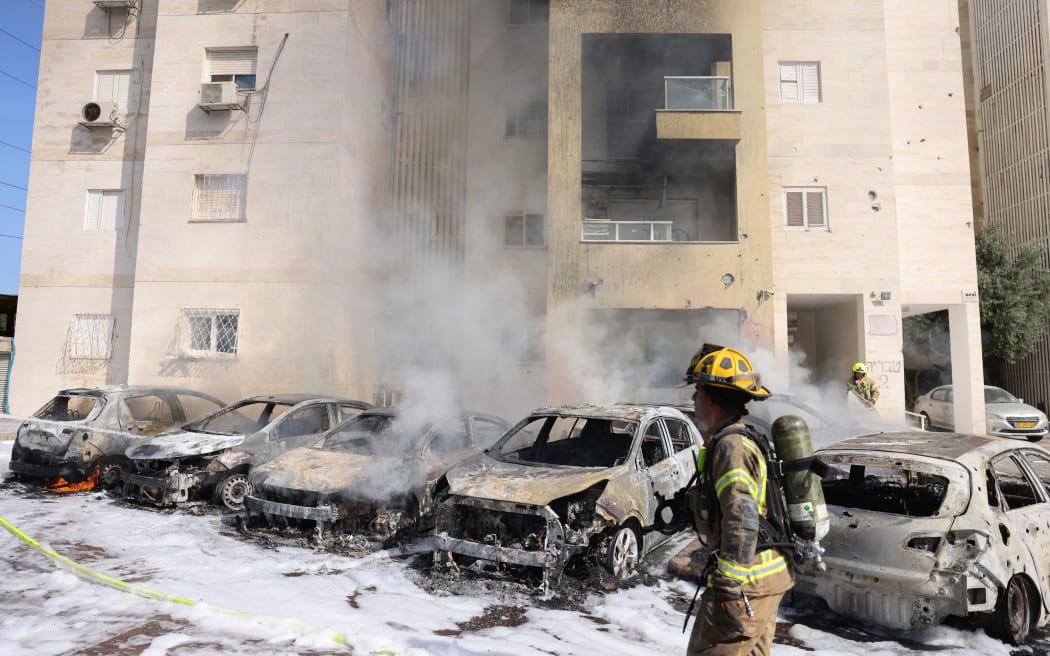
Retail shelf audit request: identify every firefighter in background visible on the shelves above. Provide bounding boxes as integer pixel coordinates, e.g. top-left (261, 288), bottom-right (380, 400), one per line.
top-left (847, 362), bottom-right (880, 409)
top-left (686, 344), bottom-right (793, 656)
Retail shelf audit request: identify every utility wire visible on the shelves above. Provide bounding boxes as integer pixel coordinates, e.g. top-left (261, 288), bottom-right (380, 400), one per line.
top-left (0, 180), bottom-right (27, 191)
top-left (0, 140), bottom-right (30, 154)
top-left (0, 203), bottom-right (25, 213)
top-left (0, 233), bottom-right (23, 240)
top-left (0, 27), bottom-right (40, 53)
top-left (0, 69), bottom-right (36, 90)
top-left (22, 0), bottom-right (44, 9)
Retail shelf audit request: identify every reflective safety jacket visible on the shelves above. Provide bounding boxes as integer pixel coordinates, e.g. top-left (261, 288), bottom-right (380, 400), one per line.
top-left (692, 419), bottom-right (794, 598)
top-left (848, 375), bottom-right (879, 406)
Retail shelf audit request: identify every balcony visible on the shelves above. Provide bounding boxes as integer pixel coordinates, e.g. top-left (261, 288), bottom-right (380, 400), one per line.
top-left (582, 219), bottom-right (673, 242)
top-left (656, 76), bottom-right (741, 142)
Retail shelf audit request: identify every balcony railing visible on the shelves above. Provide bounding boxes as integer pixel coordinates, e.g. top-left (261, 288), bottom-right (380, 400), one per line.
top-left (582, 220), bottom-right (673, 242)
top-left (664, 76), bottom-right (732, 110)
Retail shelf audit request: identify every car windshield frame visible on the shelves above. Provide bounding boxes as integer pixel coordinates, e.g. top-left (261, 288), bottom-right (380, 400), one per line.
top-left (489, 414), bottom-right (639, 468)
top-left (320, 413), bottom-right (421, 456)
top-left (183, 399), bottom-right (292, 435)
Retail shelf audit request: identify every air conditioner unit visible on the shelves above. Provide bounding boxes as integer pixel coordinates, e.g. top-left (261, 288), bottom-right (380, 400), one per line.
top-left (79, 101), bottom-right (118, 128)
top-left (198, 81), bottom-right (242, 112)
top-left (92, 0), bottom-right (138, 9)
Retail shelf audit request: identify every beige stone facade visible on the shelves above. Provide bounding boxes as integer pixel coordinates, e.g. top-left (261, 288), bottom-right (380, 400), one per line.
top-left (13, 0), bottom-right (985, 431)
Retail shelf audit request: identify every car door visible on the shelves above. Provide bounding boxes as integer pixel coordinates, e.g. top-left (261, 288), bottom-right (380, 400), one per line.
top-left (421, 417), bottom-right (475, 506)
top-left (987, 452), bottom-right (1050, 588)
top-left (638, 418), bottom-right (684, 522)
top-left (927, 388), bottom-right (950, 429)
top-left (1015, 450), bottom-right (1050, 599)
top-left (271, 402), bottom-right (330, 453)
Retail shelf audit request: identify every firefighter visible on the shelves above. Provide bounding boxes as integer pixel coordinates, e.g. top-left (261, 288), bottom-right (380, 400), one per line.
top-left (847, 362), bottom-right (879, 408)
top-left (685, 344), bottom-right (793, 656)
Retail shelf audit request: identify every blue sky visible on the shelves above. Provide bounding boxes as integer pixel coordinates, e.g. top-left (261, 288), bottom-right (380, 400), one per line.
top-left (0, 1), bottom-right (44, 295)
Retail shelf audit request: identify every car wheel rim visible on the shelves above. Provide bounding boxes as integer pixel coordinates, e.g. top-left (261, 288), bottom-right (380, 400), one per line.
top-left (100, 463), bottom-right (121, 488)
top-left (1008, 579), bottom-right (1030, 642)
top-left (610, 528), bottom-right (639, 579)
top-left (221, 475), bottom-right (251, 509)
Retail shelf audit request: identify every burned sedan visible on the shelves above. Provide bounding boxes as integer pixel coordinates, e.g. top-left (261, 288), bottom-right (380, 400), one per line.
top-left (243, 408), bottom-right (510, 537)
top-left (122, 394), bottom-right (371, 510)
top-left (794, 431), bottom-right (1050, 645)
top-left (433, 404), bottom-right (702, 587)
top-left (8, 386), bottom-right (225, 492)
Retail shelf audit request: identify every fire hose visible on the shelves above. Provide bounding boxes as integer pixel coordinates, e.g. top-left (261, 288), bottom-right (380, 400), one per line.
top-left (0, 513), bottom-right (396, 655)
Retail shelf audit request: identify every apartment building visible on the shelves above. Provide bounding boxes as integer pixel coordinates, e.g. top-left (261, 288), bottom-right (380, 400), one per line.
top-left (960, 0), bottom-right (1050, 413)
top-left (12, 0), bottom-right (986, 432)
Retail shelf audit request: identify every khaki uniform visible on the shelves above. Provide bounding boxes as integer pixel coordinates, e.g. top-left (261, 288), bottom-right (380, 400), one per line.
top-left (848, 375), bottom-right (879, 407)
top-left (688, 419), bottom-right (793, 656)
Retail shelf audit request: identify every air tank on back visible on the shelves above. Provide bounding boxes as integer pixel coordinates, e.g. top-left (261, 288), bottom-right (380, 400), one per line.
top-left (772, 414), bottom-right (829, 569)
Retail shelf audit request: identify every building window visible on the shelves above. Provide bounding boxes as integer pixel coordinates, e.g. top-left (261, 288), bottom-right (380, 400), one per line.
top-left (784, 187), bottom-right (828, 230)
top-left (69, 314), bottom-right (115, 360)
top-left (95, 70), bottom-right (132, 109)
top-left (192, 174), bottom-right (247, 221)
top-left (502, 327), bottom-right (544, 364)
top-left (508, 0), bottom-right (548, 25)
top-left (505, 101), bottom-right (547, 137)
top-left (182, 309), bottom-right (239, 358)
top-left (505, 212), bottom-right (545, 247)
top-left (84, 189), bottom-right (125, 231)
top-left (779, 62), bottom-right (821, 103)
top-left (206, 47), bottom-right (258, 90)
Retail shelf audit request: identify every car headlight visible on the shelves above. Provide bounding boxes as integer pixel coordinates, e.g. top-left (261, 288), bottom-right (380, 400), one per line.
top-left (986, 412), bottom-right (1004, 421)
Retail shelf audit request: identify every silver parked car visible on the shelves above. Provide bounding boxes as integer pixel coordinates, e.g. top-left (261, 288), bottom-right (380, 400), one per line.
top-left (914, 384), bottom-right (1049, 441)
top-left (433, 404), bottom-right (702, 588)
top-left (8, 386), bottom-right (225, 491)
top-left (795, 431), bottom-right (1050, 644)
top-left (122, 394), bottom-right (371, 510)
top-left (244, 407), bottom-right (510, 538)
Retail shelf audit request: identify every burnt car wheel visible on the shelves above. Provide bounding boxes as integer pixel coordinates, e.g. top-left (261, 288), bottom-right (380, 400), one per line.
top-left (215, 474), bottom-right (252, 511)
top-left (604, 525), bottom-right (640, 580)
top-left (993, 575), bottom-right (1034, 645)
top-left (97, 459), bottom-right (124, 490)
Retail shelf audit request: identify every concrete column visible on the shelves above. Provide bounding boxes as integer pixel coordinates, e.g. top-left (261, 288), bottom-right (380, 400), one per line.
top-left (949, 303), bottom-right (986, 434)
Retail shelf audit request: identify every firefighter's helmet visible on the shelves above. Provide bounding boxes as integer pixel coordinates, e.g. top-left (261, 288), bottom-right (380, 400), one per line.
top-left (684, 344), bottom-right (770, 400)
top-left (852, 362), bottom-right (867, 374)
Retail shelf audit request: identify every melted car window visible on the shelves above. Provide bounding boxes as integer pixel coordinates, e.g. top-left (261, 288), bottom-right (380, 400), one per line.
top-left (821, 462), bottom-right (952, 517)
top-left (493, 416), bottom-right (635, 467)
top-left (275, 405), bottom-right (328, 439)
top-left (187, 401), bottom-right (294, 434)
top-left (1020, 451), bottom-right (1050, 498)
top-left (124, 395), bottom-right (175, 423)
top-left (175, 393), bottom-right (223, 422)
top-left (641, 421), bottom-right (668, 467)
top-left (473, 417), bottom-right (507, 447)
top-left (34, 395), bottom-right (100, 422)
top-left (323, 414), bottom-right (403, 454)
top-left (991, 455), bottom-right (1041, 510)
top-left (665, 419), bottom-right (693, 453)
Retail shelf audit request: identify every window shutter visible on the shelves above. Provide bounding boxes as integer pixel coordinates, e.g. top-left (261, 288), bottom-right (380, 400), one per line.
top-left (207, 48), bottom-right (258, 76)
top-left (115, 71), bottom-right (131, 108)
top-left (785, 191), bottom-right (804, 227)
top-left (779, 64), bottom-right (798, 102)
top-left (800, 64), bottom-right (821, 103)
top-left (96, 73), bottom-right (115, 104)
top-left (805, 191), bottom-right (825, 227)
top-left (85, 190), bottom-right (103, 230)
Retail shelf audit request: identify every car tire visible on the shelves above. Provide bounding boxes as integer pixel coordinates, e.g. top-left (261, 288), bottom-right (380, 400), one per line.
top-left (1027, 434), bottom-right (1044, 443)
top-left (604, 524), bottom-right (641, 580)
top-left (992, 575), bottom-right (1035, 645)
top-left (920, 412), bottom-right (933, 431)
top-left (215, 473), bottom-right (252, 511)
top-left (97, 458), bottom-right (125, 490)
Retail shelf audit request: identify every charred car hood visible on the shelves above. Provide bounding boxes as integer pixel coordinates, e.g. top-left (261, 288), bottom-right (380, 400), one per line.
top-left (126, 430), bottom-right (246, 460)
top-left (445, 455), bottom-right (613, 505)
top-left (250, 447), bottom-right (403, 496)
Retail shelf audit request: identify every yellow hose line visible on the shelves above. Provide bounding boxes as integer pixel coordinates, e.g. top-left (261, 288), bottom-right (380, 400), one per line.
top-left (0, 513), bottom-right (396, 655)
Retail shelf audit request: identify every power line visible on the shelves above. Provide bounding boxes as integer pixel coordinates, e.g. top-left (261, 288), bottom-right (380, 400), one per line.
top-left (22, 0), bottom-right (44, 9)
top-left (0, 233), bottom-right (23, 240)
top-left (0, 180), bottom-right (27, 191)
top-left (0, 27), bottom-right (39, 53)
top-left (0, 203), bottom-right (25, 213)
top-left (0, 140), bottom-right (30, 155)
top-left (0, 69), bottom-right (36, 90)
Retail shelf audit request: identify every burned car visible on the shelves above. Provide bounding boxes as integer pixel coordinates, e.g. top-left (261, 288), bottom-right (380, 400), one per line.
top-left (8, 386), bottom-right (225, 491)
top-left (122, 394), bottom-right (371, 510)
top-left (433, 404), bottom-right (702, 587)
top-left (243, 407), bottom-right (510, 538)
top-left (795, 431), bottom-right (1050, 644)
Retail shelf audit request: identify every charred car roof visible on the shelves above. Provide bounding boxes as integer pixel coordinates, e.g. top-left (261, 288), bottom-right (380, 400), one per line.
top-left (819, 431), bottom-right (1006, 462)
top-left (525, 403), bottom-right (684, 421)
top-left (241, 393), bottom-right (368, 405)
top-left (56, 385), bottom-right (200, 397)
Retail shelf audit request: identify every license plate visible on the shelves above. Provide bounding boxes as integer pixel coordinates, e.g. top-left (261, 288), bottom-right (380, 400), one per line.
top-left (1016, 421), bottom-right (1037, 429)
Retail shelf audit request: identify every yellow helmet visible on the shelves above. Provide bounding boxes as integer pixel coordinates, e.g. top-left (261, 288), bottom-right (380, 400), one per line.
top-left (684, 343), bottom-right (771, 400)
